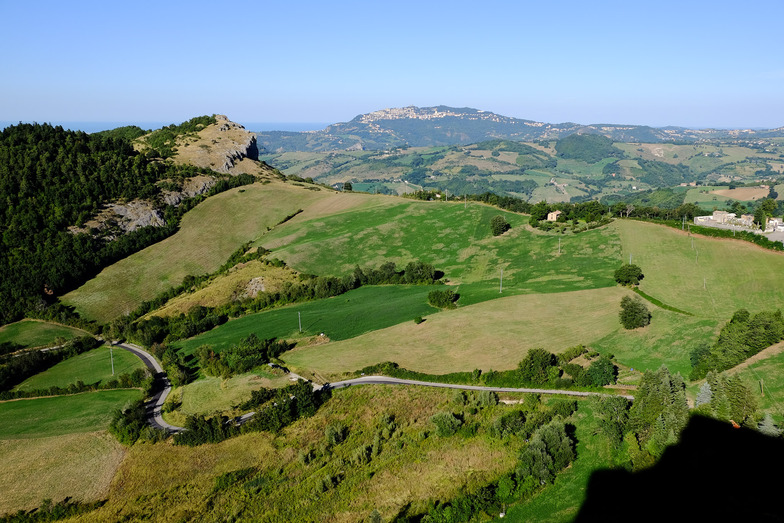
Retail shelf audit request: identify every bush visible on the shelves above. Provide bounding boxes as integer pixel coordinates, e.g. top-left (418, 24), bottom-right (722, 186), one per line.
top-left (430, 412), bottom-right (462, 437)
top-left (491, 215), bottom-right (511, 236)
top-left (619, 296), bottom-right (651, 329)
top-left (518, 348), bottom-right (558, 384)
top-left (427, 289), bottom-right (459, 309)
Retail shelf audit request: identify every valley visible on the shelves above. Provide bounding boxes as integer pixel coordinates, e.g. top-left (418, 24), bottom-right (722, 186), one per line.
top-left (2, 111), bottom-right (784, 522)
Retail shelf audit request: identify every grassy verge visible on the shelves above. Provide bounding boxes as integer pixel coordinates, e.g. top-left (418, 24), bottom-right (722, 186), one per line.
top-left (14, 346), bottom-right (145, 392)
top-left (0, 390), bottom-right (142, 438)
top-left (0, 319), bottom-right (89, 349)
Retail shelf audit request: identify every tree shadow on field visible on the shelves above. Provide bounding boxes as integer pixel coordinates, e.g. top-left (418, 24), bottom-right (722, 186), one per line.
top-left (574, 415), bottom-right (784, 522)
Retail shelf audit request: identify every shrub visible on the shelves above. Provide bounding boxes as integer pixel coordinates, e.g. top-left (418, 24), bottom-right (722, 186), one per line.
top-left (430, 412), bottom-right (462, 437)
top-left (619, 296), bottom-right (651, 329)
top-left (491, 215), bottom-right (511, 236)
top-left (518, 348), bottom-right (558, 384)
top-left (427, 289), bottom-right (459, 309)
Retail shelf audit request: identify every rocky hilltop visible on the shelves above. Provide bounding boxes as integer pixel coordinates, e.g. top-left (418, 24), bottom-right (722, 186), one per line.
top-left (173, 114), bottom-right (261, 175)
top-left (257, 105), bottom-right (784, 153)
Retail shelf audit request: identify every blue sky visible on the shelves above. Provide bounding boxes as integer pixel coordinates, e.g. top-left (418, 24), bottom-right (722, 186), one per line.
top-left (1, 0), bottom-right (782, 128)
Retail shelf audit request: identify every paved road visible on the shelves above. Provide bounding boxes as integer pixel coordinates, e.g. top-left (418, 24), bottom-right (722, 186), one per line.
top-left (115, 343), bottom-right (184, 433)
top-left (327, 376), bottom-right (635, 400)
top-left (116, 345), bottom-right (634, 435)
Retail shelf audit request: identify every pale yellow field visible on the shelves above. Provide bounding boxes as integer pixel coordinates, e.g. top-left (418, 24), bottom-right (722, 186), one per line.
top-left (283, 286), bottom-right (631, 378)
top-left (0, 431), bottom-right (125, 513)
top-left (710, 187), bottom-right (769, 200)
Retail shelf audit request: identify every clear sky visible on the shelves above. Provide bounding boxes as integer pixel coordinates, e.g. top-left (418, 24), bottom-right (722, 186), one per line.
top-left (2, 0), bottom-right (783, 129)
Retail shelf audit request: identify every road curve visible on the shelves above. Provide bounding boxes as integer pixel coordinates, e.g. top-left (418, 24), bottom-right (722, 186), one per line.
top-left (326, 376), bottom-right (635, 400)
top-left (116, 343), bottom-right (184, 433)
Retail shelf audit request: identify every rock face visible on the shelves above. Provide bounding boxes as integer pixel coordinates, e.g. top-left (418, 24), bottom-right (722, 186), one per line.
top-left (174, 115), bottom-right (262, 175)
top-left (69, 199), bottom-right (164, 240)
top-left (161, 175), bottom-right (217, 206)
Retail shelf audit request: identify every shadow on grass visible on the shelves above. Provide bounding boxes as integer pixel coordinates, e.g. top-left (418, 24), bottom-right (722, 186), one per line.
top-left (574, 415), bottom-right (784, 522)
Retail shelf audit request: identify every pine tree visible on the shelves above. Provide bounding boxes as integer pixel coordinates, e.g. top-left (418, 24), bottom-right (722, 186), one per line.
top-left (758, 413), bottom-right (782, 437)
top-left (696, 381), bottom-right (713, 407)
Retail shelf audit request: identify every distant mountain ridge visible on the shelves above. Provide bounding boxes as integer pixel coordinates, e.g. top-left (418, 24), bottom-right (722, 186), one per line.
top-left (257, 105), bottom-right (784, 152)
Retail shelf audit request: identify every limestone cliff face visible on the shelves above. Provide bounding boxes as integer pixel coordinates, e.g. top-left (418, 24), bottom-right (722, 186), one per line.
top-left (173, 115), bottom-right (262, 175)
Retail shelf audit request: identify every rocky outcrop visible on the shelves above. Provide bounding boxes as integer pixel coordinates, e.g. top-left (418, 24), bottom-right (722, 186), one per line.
top-left (69, 199), bottom-right (164, 240)
top-left (161, 175), bottom-right (217, 206)
top-left (174, 115), bottom-right (262, 175)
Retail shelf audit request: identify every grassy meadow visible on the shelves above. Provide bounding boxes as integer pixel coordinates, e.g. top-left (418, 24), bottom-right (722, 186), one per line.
top-left (282, 287), bottom-right (630, 378)
top-left (614, 220), bottom-right (784, 318)
top-left (0, 390), bottom-right (141, 439)
top-left (176, 285), bottom-right (442, 355)
top-left (259, 199), bottom-right (621, 292)
top-left (14, 346), bottom-right (145, 392)
top-left (0, 431), bottom-right (125, 514)
top-left (61, 181), bottom-right (370, 322)
top-left (162, 368), bottom-right (292, 426)
top-left (67, 385), bottom-right (527, 522)
top-left (0, 319), bottom-right (89, 349)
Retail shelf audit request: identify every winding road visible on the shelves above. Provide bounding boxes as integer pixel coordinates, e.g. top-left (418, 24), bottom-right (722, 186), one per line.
top-left (115, 341), bottom-right (634, 434)
top-left (115, 342), bottom-right (183, 433)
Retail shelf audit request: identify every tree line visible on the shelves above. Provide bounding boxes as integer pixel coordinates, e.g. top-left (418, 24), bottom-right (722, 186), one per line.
top-left (0, 121), bottom-right (249, 325)
top-left (0, 336), bottom-right (99, 392)
top-left (690, 308), bottom-right (784, 380)
top-left (110, 260), bottom-right (443, 347)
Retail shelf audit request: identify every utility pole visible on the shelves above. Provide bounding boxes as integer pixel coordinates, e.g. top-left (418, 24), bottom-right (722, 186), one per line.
top-left (110, 346), bottom-right (115, 376)
top-left (761, 378), bottom-right (765, 397)
top-left (682, 215), bottom-right (685, 231)
top-left (464, 194), bottom-right (467, 209)
top-left (558, 237), bottom-right (561, 254)
top-left (499, 269), bottom-right (503, 293)
top-left (298, 311), bottom-right (302, 333)
top-left (629, 253), bottom-right (632, 264)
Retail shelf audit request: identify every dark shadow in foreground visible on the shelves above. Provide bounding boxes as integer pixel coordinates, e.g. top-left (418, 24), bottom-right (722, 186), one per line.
top-left (574, 415), bottom-right (784, 522)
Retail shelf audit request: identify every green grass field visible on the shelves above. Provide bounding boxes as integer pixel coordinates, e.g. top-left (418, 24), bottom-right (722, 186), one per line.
top-left (14, 346), bottom-right (145, 392)
top-left (0, 390), bottom-right (141, 439)
top-left (0, 320), bottom-right (89, 349)
top-left (615, 220), bottom-right (784, 319)
top-left (176, 285), bottom-right (441, 355)
top-left (62, 181), bottom-right (365, 323)
top-left (259, 199), bottom-right (621, 293)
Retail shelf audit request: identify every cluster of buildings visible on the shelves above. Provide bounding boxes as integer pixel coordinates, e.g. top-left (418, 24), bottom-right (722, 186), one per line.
top-left (694, 210), bottom-right (784, 232)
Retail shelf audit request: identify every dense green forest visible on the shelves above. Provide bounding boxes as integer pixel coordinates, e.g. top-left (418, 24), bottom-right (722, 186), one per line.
top-left (0, 122), bottom-right (220, 324)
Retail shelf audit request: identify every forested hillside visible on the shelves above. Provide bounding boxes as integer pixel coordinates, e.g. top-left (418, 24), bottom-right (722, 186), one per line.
top-left (0, 122), bottom-right (225, 324)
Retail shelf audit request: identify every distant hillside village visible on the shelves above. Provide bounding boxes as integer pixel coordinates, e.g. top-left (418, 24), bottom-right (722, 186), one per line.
top-left (695, 210), bottom-right (784, 234)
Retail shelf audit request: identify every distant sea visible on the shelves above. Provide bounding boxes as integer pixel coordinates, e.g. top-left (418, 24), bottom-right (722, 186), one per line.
top-left (0, 121), bottom-right (330, 133)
